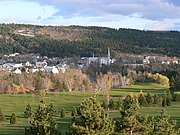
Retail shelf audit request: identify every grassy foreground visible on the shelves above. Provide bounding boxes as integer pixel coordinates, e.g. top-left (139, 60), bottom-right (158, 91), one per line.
top-left (0, 83), bottom-right (179, 135)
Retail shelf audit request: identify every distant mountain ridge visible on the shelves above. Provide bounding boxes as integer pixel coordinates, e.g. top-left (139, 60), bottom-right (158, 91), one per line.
top-left (0, 24), bottom-right (179, 58)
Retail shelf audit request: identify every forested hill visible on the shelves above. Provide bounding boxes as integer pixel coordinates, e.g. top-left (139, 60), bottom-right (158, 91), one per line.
top-left (0, 24), bottom-right (180, 58)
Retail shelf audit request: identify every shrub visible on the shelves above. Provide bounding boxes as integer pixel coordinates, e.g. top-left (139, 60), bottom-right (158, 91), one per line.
top-left (71, 107), bottom-right (77, 117)
top-left (61, 108), bottom-right (66, 118)
top-left (10, 113), bottom-right (17, 124)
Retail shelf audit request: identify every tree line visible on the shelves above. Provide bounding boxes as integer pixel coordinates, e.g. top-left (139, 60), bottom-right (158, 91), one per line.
top-left (0, 24), bottom-right (180, 58)
top-left (20, 96), bottom-right (179, 134)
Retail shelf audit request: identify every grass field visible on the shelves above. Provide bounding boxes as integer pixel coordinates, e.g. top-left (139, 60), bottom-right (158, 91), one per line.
top-left (0, 83), bottom-right (179, 135)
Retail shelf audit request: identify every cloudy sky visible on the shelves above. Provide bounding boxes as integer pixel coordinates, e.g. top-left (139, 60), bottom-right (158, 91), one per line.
top-left (0, 0), bottom-right (180, 30)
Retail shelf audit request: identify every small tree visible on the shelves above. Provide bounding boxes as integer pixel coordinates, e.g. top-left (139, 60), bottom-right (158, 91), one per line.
top-left (146, 92), bottom-right (153, 105)
top-left (60, 108), bottom-right (66, 118)
top-left (71, 107), bottom-right (77, 117)
top-left (138, 94), bottom-right (147, 106)
top-left (0, 108), bottom-right (5, 121)
top-left (162, 91), bottom-right (167, 107)
top-left (166, 90), bottom-right (172, 106)
top-left (69, 97), bottom-right (114, 134)
top-left (116, 98), bottom-right (123, 110)
top-left (117, 95), bottom-right (147, 135)
top-left (154, 109), bottom-right (177, 134)
top-left (24, 100), bottom-right (60, 135)
top-left (153, 94), bottom-right (160, 105)
top-left (24, 104), bottom-right (33, 122)
top-left (10, 113), bottom-right (17, 124)
top-left (101, 100), bottom-right (108, 110)
top-left (108, 98), bottom-right (115, 110)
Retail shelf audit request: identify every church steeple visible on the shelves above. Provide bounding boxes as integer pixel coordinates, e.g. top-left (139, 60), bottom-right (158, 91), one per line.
top-left (108, 48), bottom-right (110, 65)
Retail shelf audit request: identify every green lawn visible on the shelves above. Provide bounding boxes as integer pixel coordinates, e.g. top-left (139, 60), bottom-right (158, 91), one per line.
top-left (0, 83), bottom-right (179, 135)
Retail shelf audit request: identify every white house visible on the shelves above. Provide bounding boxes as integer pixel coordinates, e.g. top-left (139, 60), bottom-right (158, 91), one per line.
top-left (172, 60), bottom-right (179, 64)
top-left (2, 62), bottom-right (22, 71)
top-left (143, 59), bottom-right (150, 64)
top-left (44, 66), bottom-right (59, 74)
top-left (29, 68), bottom-right (39, 73)
top-left (13, 63), bottom-right (23, 68)
top-left (13, 68), bottom-right (22, 74)
top-left (88, 57), bottom-right (99, 64)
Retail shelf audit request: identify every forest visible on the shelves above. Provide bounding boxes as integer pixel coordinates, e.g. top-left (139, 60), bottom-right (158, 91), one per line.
top-left (0, 24), bottom-right (180, 58)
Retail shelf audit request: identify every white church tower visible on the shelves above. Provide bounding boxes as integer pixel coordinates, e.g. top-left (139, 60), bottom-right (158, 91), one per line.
top-left (108, 48), bottom-right (111, 65)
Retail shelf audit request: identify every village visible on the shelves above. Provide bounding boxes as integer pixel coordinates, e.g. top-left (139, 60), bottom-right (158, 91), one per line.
top-left (0, 48), bottom-right (179, 75)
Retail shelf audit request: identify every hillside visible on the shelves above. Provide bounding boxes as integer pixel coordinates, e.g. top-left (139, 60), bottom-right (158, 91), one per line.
top-left (0, 24), bottom-right (180, 58)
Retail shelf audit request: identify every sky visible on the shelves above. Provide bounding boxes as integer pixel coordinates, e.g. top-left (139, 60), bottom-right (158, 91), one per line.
top-left (0, 0), bottom-right (180, 30)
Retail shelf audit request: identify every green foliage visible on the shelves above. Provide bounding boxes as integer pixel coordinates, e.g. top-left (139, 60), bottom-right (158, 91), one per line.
top-left (147, 73), bottom-right (169, 86)
top-left (24, 100), bottom-right (60, 135)
top-left (117, 95), bottom-right (141, 134)
top-left (116, 95), bottom-right (152, 134)
top-left (166, 90), bottom-right (172, 106)
top-left (10, 113), bottom-right (17, 124)
top-left (108, 99), bottom-right (115, 110)
top-left (0, 24), bottom-right (180, 58)
top-left (115, 98), bottom-right (123, 110)
top-left (101, 100), bottom-right (108, 110)
top-left (154, 109), bottom-right (177, 135)
top-left (146, 92), bottom-right (154, 105)
top-left (24, 104), bottom-right (33, 118)
top-left (153, 94), bottom-right (161, 105)
top-left (0, 108), bottom-right (5, 121)
top-left (138, 94), bottom-right (148, 106)
top-left (170, 76), bottom-right (180, 93)
top-left (162, 95), bottom-right (167, 107)
top-left (69, 97), bottom-right (114, 135)
top-left (60, 108), bottom-right (66, 118)
top-left (71, 107), bottom-right (77, 117)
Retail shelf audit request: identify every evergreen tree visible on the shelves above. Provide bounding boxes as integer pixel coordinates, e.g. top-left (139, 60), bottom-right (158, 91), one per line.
top-left (153, 94), bottom-right (160, 105)
top-left (170, 76), bottom-right (180, 93)
top-left (69, 97), bottom-right (114, 135)
top-left (101, 100), bottom-right (108, 110)
top-left (154, 109), bottom-right (177, 135)
top-left (0, 108), bottom-right (5, 121)
top-left (60, 108), bottom-right (66, 118)
top-left (108, 99), bottom-right (115, 110)
top-left (162, 91), bottom-right (167, 107)
top-left (24, 104), bottom-right (33, 118)
top-left (116, 95), bottom-right (149, 135)
top-left (146, 92), bottom-right (153, 105)
top-left (115, 98), bottom-right (123, 110)
top-left (10, 113), bottom-right (17, 124)
top-left (24, 104), bottom-right (33, 122)
top-left (48, 103), bottom-right (57, 116)
top-left (138, 94), bottom-right (147, 106)
top-left (166, 90), bottom-right (172, 106)
top-left (71, 107), bottom-right (78, 117)
top-left (24, 100), bottom-right (60, 135)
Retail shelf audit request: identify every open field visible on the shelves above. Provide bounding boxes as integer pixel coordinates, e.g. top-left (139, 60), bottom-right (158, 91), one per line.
top-left (0, 83), bottom-right (179, 135)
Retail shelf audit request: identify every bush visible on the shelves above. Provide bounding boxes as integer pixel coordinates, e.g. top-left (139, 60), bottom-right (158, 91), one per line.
top-left (108, 99), bottom-right (115, 110)
top-left (10, 113), bottom-right (17, 124)
top-left (101, 100), bottom-right (108, 110)
top-left (116, 98), bottom-right (123, 110)
top-left (61, 108), bottom-right (66, 118)
top-left (71, 107), bottom-right (77, 117)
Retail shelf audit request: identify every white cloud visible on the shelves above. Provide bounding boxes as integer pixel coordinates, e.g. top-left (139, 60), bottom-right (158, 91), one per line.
top-left (0, 0), bottom-right (58, 24)
top-left (0, 0), bottom-right (180, 30)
